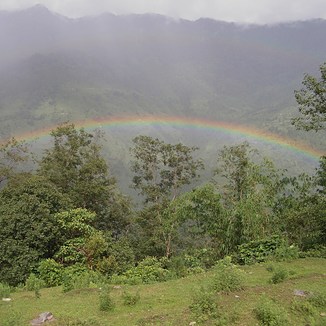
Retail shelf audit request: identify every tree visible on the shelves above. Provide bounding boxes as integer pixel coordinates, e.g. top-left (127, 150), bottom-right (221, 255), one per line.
top-left (316, 156), bottom-right (326, 194)
top-left (130, 136), bottom-right (203, 258)
top-left (130, 135), bottom-right (204, 204)
top-left (292, 62), bottom-right (326, 131)
top-left (0, 174), bottom-right (71, 285)
top-left (213, 142), bottom-right (286, 250)
top-left (214, 142), bottom-right (282, 205)
top-left (38, 123), bottom-right (130, 233)
top-left (163, 183), bottom-right (224, 256)
top-left (0, 138), bottom-right (30, 187)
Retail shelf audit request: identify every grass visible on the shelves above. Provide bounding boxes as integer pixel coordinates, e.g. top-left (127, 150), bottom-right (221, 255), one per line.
top-left (0, 258), bottom-right (325, 325)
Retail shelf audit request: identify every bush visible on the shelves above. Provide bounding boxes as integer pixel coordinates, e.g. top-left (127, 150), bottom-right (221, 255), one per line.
top-left (38, 259), bottom-right (63, 287)
top-left (189, 287), bottom-right (218, 322)
top-left (254, 296), bottom-right (289, 325)
top-left (99, 286), bottom-right (115, 311)
top-left (61, 264), bottom-right (88, 292)
top-left (110, 257), bottom-right (172, 285)
top-left (212, 257), bottom-right (244, 293)
top-left (273, 243), bottom-right (299, 261)
top-left (0, 282), bottom-right (11, 298)
top-left (299, 245), bottom-right (326, 258)
top-left (122, 290), bottom-right (140, 306)
top-left (25, 273), bottom-right (44, 298)
top-left (269, 267), bottom-right (288, 284)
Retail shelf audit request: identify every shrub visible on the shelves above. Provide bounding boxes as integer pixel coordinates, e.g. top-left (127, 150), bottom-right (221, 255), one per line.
top-left (273, 243), bottom-right (299, 261)
top-left (238, 236), bottom-right (299, 265)
top-left (61, 264), bottom-right (88, 292)
top-left (0, 282), bottom-right (11, 298)
top-left (99, 286), bottom-right (115, 311)
top-left (110, 257), bottom-right (172, 285)
top-left (212, 257), bottom-right (244, 293)
top-left (189, 287), bottom-right (218, 322)
top-left (254, 296), bottom-right (289, 325)
top-left (25, 273), bottom-right (44, 298)
top-left (122, 290), bottom-right (140, 306)
top-left (38, 259), bottom-right (63, 287)
top-left (299, 245), bottom-right (326, 258)
top-left (270, 267), bottom-right (288, 284)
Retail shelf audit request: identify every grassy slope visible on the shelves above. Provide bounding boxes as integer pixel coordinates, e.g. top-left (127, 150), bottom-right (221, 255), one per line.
top-left (1, 258), bottom-right (325, 325)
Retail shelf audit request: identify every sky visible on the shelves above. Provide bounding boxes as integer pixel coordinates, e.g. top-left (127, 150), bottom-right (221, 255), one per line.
top-left (0, 0), bottom-right (326, 24)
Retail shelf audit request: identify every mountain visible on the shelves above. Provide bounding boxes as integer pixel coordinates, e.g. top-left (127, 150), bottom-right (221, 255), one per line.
top-left (0, 5), bottom-right (325, 191)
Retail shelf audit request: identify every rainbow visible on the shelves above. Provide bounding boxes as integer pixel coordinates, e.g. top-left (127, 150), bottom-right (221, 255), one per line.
top-left (13, 115), bottom-right (324, 161)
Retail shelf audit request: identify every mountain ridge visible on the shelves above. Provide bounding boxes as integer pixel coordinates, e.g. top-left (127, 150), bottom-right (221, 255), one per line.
top-left (0, 6), bottom-right (325, 189)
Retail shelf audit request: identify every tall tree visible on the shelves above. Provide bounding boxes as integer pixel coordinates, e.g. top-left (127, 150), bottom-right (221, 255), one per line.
top-left (130, 135), bottom-right (204, 258)
top-left (0, 174), bottom-right (71, 285)
top-left (38, 123), bottom-right (130, 232)
top-left (0, 137), bottom-right (30, 187)
top-left (292, 62), bottom-right (326, 131)
top-left (130, 135), bottom-right (204, 204)
top-left (213, 142), bottom-right (285, 249)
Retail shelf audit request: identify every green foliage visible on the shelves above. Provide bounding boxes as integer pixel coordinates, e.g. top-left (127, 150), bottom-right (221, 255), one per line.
top-left (38, 259), bottom-right (63, 287)
top-left (212, 257), bottom-right (244, 293)
top-left (99, 286), bottom-right (115, 311)
top-left (299, 245), bottom-right (326, 258)
top-left (61, 264), bottom-right (88, 292)
top-left (38, 123), bottom-right (128, 233)
top-left (130, 135), bottom-right (204, 204)
top-left (55, 208), bottom-right (97, 239)
top-left (269, 267), bottom-right (289, 284)
top-left (165, 184), bottom-right (223, 256)
top-left (282, 192), bottom-right (326, 250)
top-left (292, 62), bottom-right (326, 131)
top-left (55, 238), bottom-right (87, 266)
top-left (213, 143), bottom-right (287, 253)
top-left (254, 296), bottom-right (289, 326)
top-left (237, 236), bottom-right (298, 265)
top-left (0, 282), bottom-right (11, 298)
top-left (54, 209), bottom-right (110, 269)
top-left (273, 243), bottom-right (299, 261)
top-left (122, 290), bottom-right (140, 306)
top-left (25, 273), bottom-right (44, 298)
top-left (96, 235), bottom-right (135, 277)
top-left (0, 137), bottom-right (30, 186)
top-left (0, 174), bottom-right (70, 286)
top-left (189, 287), bottom-right (218, 322)
top-left (316, 156), bottom-right (326, 194)
top-left (111, 257), bottom-right (172, 285)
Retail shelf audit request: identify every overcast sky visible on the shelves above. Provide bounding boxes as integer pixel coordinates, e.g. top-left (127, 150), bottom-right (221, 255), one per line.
top-left (1, 0), bottom-right (326, 24)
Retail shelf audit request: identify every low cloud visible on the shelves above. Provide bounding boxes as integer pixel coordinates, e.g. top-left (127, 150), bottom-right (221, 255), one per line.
top-left (1, 0), bottom-right (326, 23)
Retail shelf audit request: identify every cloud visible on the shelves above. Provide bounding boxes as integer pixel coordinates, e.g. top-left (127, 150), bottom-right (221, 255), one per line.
top-left (1, 0), bottom-right (326, 23)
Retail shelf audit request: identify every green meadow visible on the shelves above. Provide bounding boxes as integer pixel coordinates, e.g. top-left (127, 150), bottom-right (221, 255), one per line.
top-left (1, 258), bottom-right (325, 326)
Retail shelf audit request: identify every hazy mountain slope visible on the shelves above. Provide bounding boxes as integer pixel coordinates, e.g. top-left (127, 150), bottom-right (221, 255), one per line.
top-left (0, 5), bottom-right (325, 193)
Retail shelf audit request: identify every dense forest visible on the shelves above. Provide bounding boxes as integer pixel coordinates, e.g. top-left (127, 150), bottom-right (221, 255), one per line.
top-left (0, 63), bottom-right (325, 289)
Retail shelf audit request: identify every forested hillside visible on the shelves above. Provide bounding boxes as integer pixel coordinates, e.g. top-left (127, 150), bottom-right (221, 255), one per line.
top-left (0, 5), bottom-right (325, 325)
top-left (0, 6), bottom-right (325, 137)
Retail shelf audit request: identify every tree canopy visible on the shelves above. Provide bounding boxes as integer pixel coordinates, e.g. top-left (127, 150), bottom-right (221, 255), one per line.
top-left (292, 62), bottom-right (326, 131)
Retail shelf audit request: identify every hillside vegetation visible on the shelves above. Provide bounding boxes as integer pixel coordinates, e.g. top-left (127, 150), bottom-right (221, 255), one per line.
top-left (1, 258), bottom-right (325, 325)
